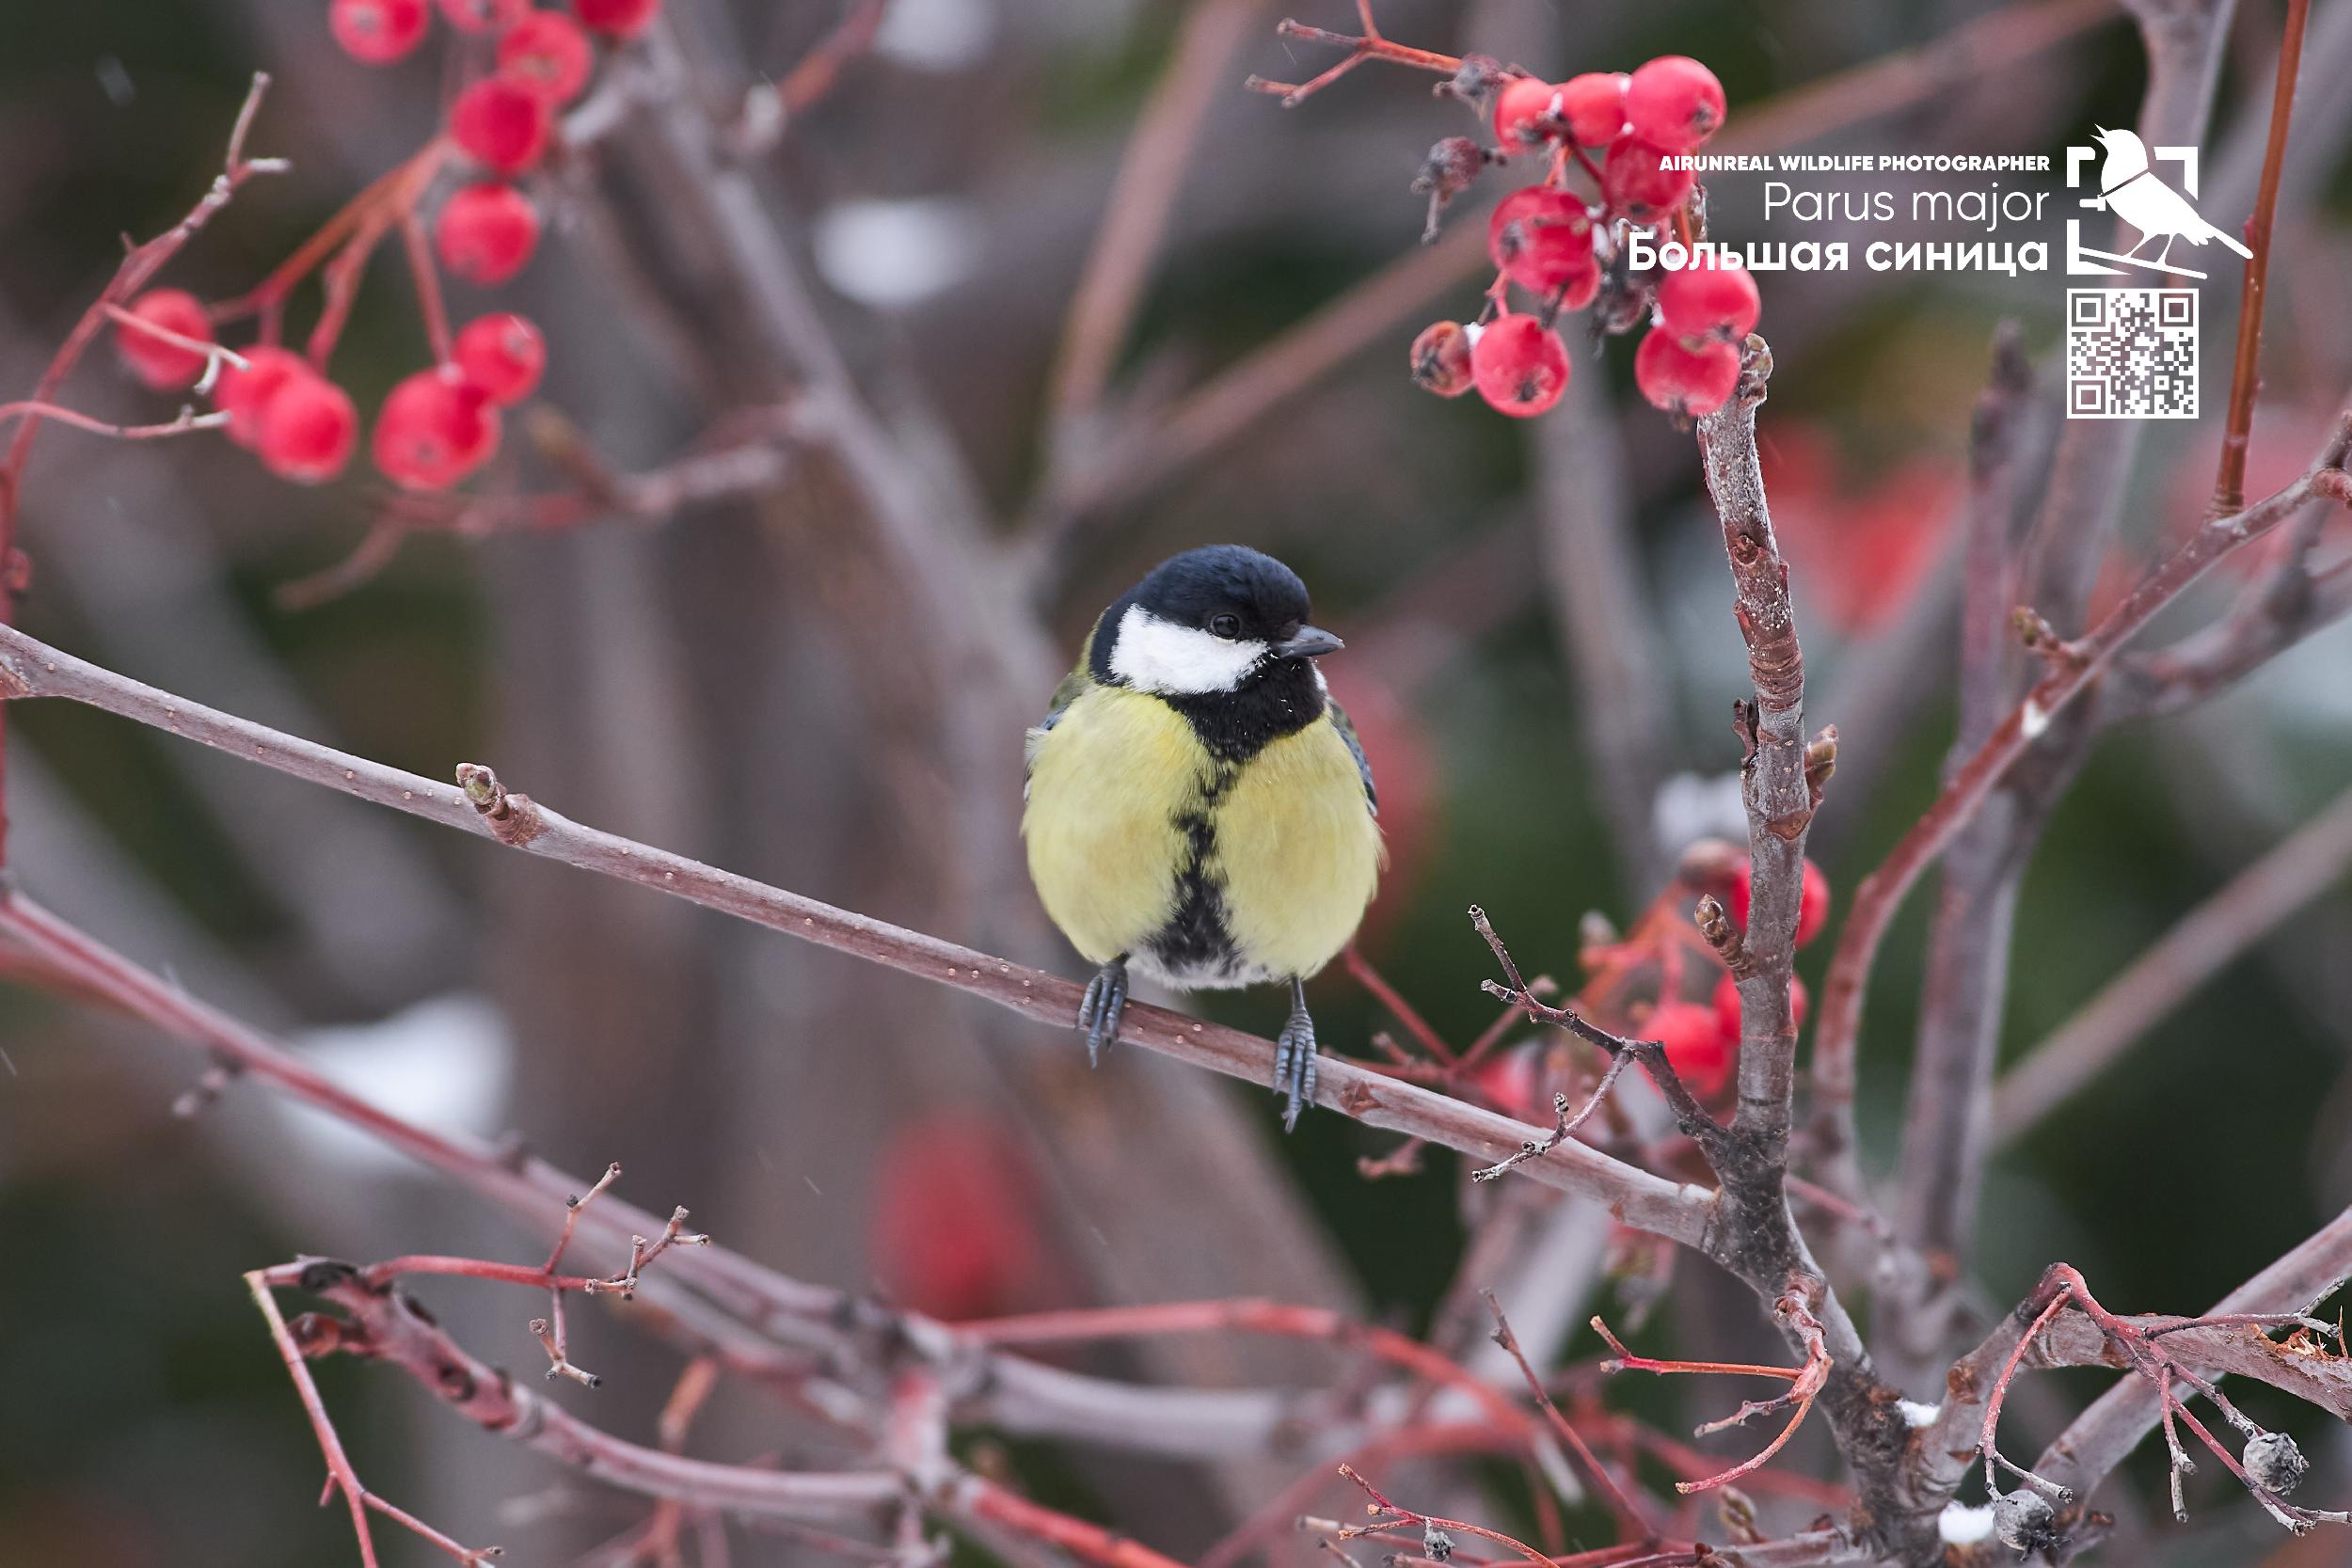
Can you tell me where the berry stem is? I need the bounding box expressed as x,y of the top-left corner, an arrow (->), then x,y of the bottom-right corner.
1245,8 -> 1464,107
400,208 -> 454,367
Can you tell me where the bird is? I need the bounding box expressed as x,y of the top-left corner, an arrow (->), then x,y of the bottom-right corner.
1022,546 -> 1382,1131
2081,126 -> 2252,270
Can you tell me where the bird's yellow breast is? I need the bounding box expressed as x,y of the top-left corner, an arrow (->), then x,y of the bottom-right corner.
1023,685 -> 1380,987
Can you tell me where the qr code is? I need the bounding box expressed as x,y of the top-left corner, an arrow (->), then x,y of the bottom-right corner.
2066,288 -> 2197,419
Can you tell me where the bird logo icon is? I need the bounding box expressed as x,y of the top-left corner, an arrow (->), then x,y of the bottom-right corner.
2069,128 -> 2250,279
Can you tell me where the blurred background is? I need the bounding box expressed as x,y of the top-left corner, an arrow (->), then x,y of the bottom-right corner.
2,1 -> 2350,1563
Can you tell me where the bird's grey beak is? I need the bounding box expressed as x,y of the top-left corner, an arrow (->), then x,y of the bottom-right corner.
1275,626 -> 1344,659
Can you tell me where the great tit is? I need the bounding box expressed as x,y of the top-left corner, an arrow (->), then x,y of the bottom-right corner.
1023,545 -> 1382,1130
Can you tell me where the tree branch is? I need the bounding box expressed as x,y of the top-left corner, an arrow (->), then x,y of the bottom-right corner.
0,620 -> 1713,1243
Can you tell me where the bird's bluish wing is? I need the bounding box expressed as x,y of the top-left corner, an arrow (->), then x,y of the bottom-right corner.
1327,698 -> 1378,816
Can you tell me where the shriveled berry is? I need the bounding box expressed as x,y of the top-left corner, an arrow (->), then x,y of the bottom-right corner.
115,290 -> 215,391
214,346 -> 310,449
436,0 -> 529,32
373,368 -> 501,490
1650,1001 -> 1734,1098
1408,321 -> 1474,399
1601,138 -> 1695,222
1470,314 -> 1568,418
1438,53 -> 1506,105
1726,858 -> 1832,947
1555,71 -> 1629,146
258,373 -> 359,483
2244,1433 -> 2308,1496
330,0 -> 431,63
572,0 -> 660,39
450,76 -> 553,174
1711,971 -> 1809,1041
1624,55 -> 1724,153
1657,253 -> 1760,341
434,182 -> 541,285
1635,327 -> 1740,418
497,9 -> 595,103
1992,1491 -> 2058,1555
453,311 -> 546,404
1490,74 -> 1560,151
1486,186 -> 1597,295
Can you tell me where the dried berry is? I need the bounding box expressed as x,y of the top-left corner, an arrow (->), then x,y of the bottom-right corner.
1408,321 -> 1474,399
1992,1490 -> 2059,1555
2244,1432 -> 2308,1496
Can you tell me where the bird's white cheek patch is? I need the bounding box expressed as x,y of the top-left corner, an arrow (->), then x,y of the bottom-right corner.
1109,606 -> 1265,695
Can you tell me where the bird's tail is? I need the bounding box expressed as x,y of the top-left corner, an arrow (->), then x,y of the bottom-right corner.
2213,226 -> 2254,259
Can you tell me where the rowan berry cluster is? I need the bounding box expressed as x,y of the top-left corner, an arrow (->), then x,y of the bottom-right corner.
1269,35 -> 1753,422
106,0 -> 639,490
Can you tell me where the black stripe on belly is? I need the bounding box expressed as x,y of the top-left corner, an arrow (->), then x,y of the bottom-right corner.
1147,769 -> 1238,979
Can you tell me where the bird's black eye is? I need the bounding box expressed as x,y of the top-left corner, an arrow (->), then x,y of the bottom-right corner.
1208,613 -> 1242,639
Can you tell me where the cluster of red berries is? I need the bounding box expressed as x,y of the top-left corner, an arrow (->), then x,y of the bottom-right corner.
1654,858 -> 1831,1097
103,0 -> 619,487
114,291 -> 547,489
1406,54 -> 1759,420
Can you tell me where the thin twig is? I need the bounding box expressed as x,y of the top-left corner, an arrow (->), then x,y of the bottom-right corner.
2213,0 -> 2311,515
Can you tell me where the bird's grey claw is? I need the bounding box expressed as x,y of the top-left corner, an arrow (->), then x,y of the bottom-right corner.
1273,989 -> 1318,1132
1078,958 -> 1128,1067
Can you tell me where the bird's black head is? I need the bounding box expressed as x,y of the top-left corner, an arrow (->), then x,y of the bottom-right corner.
1089,546 -> 1343,698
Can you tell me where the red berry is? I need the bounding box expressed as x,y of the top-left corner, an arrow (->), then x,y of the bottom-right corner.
114,289 -> 215,391
1624,55 -> 1724,153
1408,320 -> 1473,399
1601,138 -> 1695,222
1555,71 -> 1629,146
434,182 -> 541,285
1650,1001 -> 1734,1099
436,0 -> 529,32
1726,859 -> 1833,947
214,346 -> 310,449
497,9 -> 595,103
373,368 -> 501,490
1711,971 -> 1809,1041
1490,75 -> 1559,151
1634,327 -> 1739,417
872,1115 -> 1046,1323
572,0 -> 660,39
1470,313 -> 1569,418
450,77 -> 553,174
1486,186 -> 1597,296
1656,253 -> 1760,341
453,311 -> 547,404
258,373 -> 358,483
330,0 -> 431,63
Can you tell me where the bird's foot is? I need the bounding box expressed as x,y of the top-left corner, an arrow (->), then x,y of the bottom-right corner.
1272,979 -> 1318,1132
1078,958 -> 1129,1067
